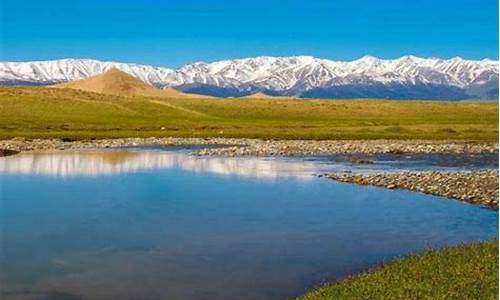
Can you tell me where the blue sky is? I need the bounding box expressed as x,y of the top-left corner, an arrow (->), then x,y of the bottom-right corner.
0,0 -> 498,67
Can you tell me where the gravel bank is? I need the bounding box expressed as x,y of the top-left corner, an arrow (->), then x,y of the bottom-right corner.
193,140 -> 498,156
326,170 -> 499,208
0,137 -> 234,152
0,138 -> 497,156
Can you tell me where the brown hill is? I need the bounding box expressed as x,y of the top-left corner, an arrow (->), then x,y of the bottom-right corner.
241,92 -> 293,99
52,68 -> 210,98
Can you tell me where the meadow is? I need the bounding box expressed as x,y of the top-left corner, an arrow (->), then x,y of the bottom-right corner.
300,241 -> 498,300
0,87 -> 497,140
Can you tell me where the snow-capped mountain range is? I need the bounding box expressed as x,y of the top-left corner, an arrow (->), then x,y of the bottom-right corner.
0,55 -> 498,99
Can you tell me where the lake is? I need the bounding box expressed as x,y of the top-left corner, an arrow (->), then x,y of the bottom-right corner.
0,148 -> 498,300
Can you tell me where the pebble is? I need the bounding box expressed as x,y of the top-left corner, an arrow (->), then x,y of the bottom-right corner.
0,149 -> 19,157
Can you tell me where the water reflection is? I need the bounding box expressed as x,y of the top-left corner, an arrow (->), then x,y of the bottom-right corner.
1,149 -> 498,179
0,150 -> 328,179
0,149 -> 498,300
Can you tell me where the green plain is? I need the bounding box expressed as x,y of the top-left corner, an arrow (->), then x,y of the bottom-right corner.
0,87 -> 497,140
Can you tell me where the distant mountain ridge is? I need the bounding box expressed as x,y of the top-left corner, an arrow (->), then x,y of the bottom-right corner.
0,55 -> 498,99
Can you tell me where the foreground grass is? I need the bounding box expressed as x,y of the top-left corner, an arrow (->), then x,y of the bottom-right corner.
0,87 -> 497,140
300,241 -> 498,300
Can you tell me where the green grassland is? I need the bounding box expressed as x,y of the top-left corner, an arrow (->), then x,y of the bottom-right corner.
0,87 -> 497,140
300,240 -> 499,300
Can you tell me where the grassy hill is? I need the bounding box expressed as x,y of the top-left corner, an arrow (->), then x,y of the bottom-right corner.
0,86 -> 497,140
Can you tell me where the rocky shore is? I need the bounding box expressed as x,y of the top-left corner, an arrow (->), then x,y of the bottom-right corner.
326,170 -> 499,208
0,137 -> 233,152
193,140 -> 498,156
0,137 -> 497,156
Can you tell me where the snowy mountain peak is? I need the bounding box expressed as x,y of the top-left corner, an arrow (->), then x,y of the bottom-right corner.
357,55 -> 379,62
0,55 -> 498,99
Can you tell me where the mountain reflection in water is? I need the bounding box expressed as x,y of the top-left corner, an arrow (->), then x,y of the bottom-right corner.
0,150 -> 327,179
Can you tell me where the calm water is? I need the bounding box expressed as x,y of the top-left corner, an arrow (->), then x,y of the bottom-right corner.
0,149 -> 498,300
301,152 -> 499,173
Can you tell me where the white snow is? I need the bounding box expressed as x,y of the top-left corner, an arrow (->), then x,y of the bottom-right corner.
0,55 -> 497,92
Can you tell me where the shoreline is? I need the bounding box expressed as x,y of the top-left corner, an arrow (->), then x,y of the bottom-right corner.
326,170 -> 499,208
0,137 -> 498,156
2,138 -> 497,209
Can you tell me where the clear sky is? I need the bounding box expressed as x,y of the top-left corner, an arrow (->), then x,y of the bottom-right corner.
0,0 -> 498,67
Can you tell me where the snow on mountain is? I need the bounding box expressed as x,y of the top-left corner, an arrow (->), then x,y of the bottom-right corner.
0,59 -> 177,87
0,55 -> 497,99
